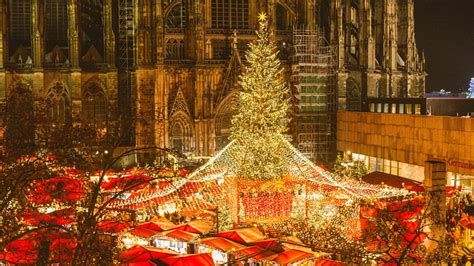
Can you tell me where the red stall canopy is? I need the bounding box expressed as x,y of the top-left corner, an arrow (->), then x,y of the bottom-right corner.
158,253 -> 214,266
200,237 -> 245,252
119,246 -> 177,263
271,249 -> 315,265
129,227 -> 159,238
170,220 -> 212,235
213,227 -> 266,244
233,246 -> 276,261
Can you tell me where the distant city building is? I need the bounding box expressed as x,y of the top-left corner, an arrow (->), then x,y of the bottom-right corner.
468,78 -> 474,98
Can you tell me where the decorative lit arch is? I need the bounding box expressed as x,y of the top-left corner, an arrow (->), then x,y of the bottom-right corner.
214,92 -> 238,151
346,78 -> 361,111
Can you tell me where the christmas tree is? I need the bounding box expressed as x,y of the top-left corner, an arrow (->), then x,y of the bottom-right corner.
230,12 -> 291,180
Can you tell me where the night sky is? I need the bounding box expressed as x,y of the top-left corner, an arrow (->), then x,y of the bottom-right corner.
415,0 -> 474,92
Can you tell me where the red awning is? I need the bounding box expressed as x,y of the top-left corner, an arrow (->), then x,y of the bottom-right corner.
271,249 -> 315,265
4,240 -> 38,264
119,245 -> 177,263
137,221 -> 170,232
20,208 -> 76,226
158,253 -> 214,266
200,237 -> 245,252
121,260 -> 157,266
148,217 -> 176,230
162,230 -> 198,242
30,176 -> 85,204
249,239 -> 280,250
129,227 -> 158,238
361,171 -> 421,189
233,246 -> 276,260
170,220 -> 212,234
213,227 -> 266,244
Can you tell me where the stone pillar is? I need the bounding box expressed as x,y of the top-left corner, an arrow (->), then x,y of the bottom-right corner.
32,0 -> 43,69
306,0 -> 316,30
0,0 -> 5,69
155,0 -> 164,65
423,160 -> 447,251
104,0 -> 116,68
68,0 -> 80,69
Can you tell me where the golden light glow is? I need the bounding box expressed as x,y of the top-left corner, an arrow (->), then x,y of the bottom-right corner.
258,11 -> 267,22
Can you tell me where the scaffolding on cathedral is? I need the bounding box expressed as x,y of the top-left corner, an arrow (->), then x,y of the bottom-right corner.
291,28 -> 337,164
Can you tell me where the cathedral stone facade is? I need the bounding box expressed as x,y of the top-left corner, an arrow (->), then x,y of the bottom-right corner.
0,0 -> 425,160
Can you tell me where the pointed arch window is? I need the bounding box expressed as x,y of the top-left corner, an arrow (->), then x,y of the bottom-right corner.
48,82 -> 71,125
215,95 -> 237,150
83,84 -> 108,127
165,4 -> 187,29
211,0 -> 249,29
45,0 -> 68,51
346,79 -> 361,111
169,113 -> 193,153
165,39 -> 185,59
8,0 -> 32,63
276,4 -> 290,32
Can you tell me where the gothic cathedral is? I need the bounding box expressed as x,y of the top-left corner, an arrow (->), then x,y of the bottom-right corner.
0,0 -> 425,162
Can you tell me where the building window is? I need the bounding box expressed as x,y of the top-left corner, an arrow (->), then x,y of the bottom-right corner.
346,79 -> 361,111
165,39 -> 185,59
215,95 -> 237,151
212,39 -> 230,59
276,4 -> 290,31
165,4 -> 186,29
79,0 -> 104,62
349,34 -> 358,57
45,0 -> 68,51
83,84 -> 107,127
211,0 -> 249,29
415,104 -> 421,115
398,104 -> 405,114
9,0 -> 31,54
48,82 -> 71,125
169,113 -> 193,153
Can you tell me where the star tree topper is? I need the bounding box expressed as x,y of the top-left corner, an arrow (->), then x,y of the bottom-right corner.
258,11 -> 267,22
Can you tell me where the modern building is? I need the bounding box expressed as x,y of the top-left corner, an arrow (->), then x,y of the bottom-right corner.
337,111 -> 474,193
0,0 -> 426,163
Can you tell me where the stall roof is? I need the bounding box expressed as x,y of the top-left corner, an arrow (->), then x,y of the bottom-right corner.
149,217 -> 176,230
270,249 -> 315,265
118,245 -> 177,263
129,227 -> 158,238
199,237 -> 246,252
233,246 -> 277,261
361,171 -> 420,189
213,227 -> 266,244
160,230 -> 199,241
170,220 -> 212,234
158,253 -> 214,266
